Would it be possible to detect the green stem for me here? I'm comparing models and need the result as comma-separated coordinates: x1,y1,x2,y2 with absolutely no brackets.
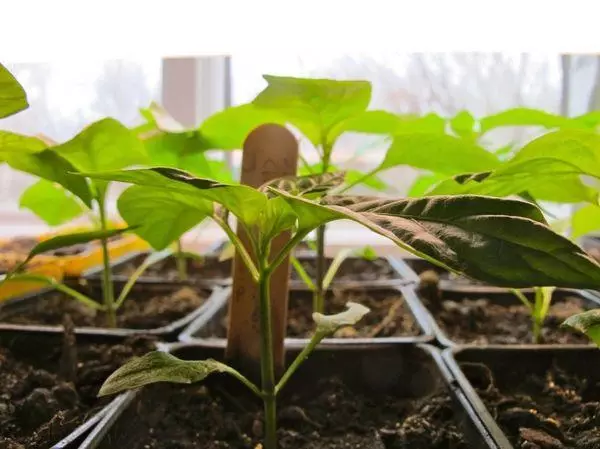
314,224,326,314
258,261,277,449
98,196,116,328
266,231,310,277
275,330,325,395
213,215,259,282
176,239,187,281
8,274,106,310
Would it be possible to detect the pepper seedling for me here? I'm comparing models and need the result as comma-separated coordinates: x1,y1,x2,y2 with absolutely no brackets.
0,93,148,325
0,229,172,322
290,245,379,312
132,102,235,280
81,164,600,449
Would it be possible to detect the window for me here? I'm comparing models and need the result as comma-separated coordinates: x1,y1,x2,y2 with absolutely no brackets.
0,59,161,234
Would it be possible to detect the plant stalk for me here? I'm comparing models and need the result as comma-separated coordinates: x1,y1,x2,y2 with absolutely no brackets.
98,196,116,328
314,224,326,314
314,140,332,315
175,239,187,281
258,261,277,449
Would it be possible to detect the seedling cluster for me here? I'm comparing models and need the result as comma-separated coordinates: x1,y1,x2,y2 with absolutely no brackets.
2,61,600,449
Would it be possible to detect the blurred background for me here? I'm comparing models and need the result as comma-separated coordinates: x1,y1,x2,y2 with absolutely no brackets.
3,53,599,244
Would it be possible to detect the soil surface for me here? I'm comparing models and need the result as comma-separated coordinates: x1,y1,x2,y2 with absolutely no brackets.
417,271,591,345
432,296,590,345
464,362,600,448
115,376,467,449
291,257,400,284
0,334,156,448
0,286,207,330
208,289,420,339
111,255,401,285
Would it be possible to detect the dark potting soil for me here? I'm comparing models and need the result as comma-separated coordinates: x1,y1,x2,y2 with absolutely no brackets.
464,362,600,448
431,296,590,345
0,334,156,448
417,271,591,345
0,286,207,330
122,376,467,449
291,257,399,283
114,256,230,282
210,289,420,339
112,256,398,285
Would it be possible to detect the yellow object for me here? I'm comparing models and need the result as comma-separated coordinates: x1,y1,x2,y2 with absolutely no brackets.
0,255,64,301
0,224,149,300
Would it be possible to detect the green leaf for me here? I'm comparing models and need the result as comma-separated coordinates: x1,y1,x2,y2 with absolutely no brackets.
259,197,297,243
378,132,500,175
199,104,289,150
118,185,212,250
450,111,477,139
407,173,448,197
20,180,86,226
510,129,600,179
326,110,403,145
572,205,600,239
562,309,600,346
313,302,370,335
79,167,267,227
53,118,148,172
480,108,576,133
0,63,28,118
98,351,236,397
345,169,389,192
430,158,599,204
274,191,600,288
5,149,94,207
355,245,378,261
573,111,600,129
252,75,371,146
0,131,47,154
15,227,132,270
261,171,346,197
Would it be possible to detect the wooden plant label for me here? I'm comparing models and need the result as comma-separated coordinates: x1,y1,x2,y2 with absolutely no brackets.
225,124,298,379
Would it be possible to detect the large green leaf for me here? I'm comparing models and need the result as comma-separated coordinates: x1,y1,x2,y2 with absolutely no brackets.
199,103,289,150
325,110,403,145
79,167,267,226
480,108,576,133
0,64,28,118
118,185,212,249
53,118,148,172
377,132,500,174
429,165,597,204
5,149,93,207
407,172,448,197
252,75,371,146
429,129,600,203
273,190,600,289
450,111,477,140
0,131,47,154
98,351,239,397
345,169,389,192
20,180,86,226
510,129,600,178
572,204,600,239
